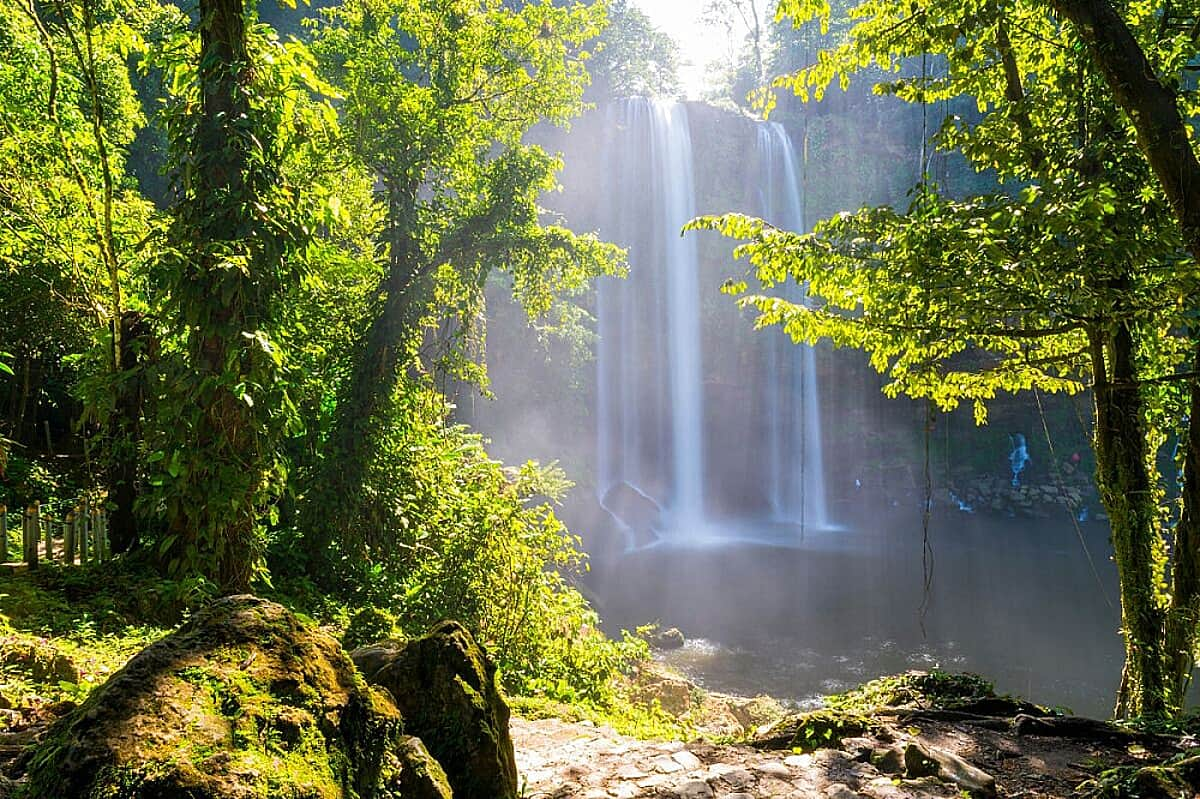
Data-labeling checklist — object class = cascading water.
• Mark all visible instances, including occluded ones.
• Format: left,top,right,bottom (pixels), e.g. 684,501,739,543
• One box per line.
756,123,829,530
596,99,706,540
596,102,832,546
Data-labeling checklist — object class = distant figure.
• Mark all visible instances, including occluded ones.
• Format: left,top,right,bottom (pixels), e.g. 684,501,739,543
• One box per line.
1009,433,1030,487
1070,452,1082,464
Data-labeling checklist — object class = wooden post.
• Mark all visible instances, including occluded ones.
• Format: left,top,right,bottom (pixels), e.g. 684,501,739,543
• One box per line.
44,513,53,562
91,507,101,565
0,505,7,563
64,512,75,566
99,510,109,562
26,505,38,569
79,503,89,563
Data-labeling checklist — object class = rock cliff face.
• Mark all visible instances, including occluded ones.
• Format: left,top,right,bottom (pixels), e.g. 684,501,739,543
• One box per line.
16,598,513,799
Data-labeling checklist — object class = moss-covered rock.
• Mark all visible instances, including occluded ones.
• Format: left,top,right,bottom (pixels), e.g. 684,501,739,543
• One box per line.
754,709,875,752
826,670,1041,716
16,595,417,798
0,637,79,684
352,620,518,799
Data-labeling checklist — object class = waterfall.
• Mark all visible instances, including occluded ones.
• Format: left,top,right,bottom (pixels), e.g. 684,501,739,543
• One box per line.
596,99,706,539
757,123,830,530
595,102,831,546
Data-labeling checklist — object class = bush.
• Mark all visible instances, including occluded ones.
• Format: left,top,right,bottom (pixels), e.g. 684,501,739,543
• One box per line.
315,383,646,704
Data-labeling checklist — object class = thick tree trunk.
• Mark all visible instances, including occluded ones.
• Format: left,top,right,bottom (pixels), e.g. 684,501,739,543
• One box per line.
1090,326,1167,717
165,0,258,593
1048,0,1200,717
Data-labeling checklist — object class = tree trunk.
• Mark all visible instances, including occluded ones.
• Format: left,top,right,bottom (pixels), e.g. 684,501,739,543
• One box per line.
1165,340,1200,711
1048,0,1200,255
1090,325,1167,717
305,180,430,571
106,311,150,555
1048,0,1200,718
162,0,259,593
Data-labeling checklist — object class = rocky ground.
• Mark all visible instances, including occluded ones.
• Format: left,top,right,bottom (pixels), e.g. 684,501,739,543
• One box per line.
512,686,1193,799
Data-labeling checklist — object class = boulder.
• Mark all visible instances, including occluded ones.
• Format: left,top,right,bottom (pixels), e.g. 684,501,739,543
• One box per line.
18,595,435,799
649,627,686,650
352,620,519,799
601,481,664,547
631,662,696,717
903,741,996,796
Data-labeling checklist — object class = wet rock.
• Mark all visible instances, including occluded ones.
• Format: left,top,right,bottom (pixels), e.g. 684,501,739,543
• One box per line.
352,619,518,799
602,481,664,546
650,627,686,650
19,595,416,799
904,741,996,796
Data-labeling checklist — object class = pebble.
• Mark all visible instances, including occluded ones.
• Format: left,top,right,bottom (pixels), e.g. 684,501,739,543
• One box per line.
668,779,714,799
824,784,861,799
783,753,812,768
614,764,647,780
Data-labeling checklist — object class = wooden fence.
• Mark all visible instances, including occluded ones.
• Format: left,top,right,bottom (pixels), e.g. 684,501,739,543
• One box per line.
0,498,111,569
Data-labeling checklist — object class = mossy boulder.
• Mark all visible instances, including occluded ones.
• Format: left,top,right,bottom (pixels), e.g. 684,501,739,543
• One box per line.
754,709,874,752
826,670,1042,716
0,637,79,683
352,620,518,799
17,595,439,799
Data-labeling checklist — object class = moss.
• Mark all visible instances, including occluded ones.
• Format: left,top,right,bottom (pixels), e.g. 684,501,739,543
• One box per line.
825,670,1023,713
756,709,875,753
19,596,412,799
1081,751,1200,798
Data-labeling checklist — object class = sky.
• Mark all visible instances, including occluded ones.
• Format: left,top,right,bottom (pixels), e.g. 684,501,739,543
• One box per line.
631,0,719,99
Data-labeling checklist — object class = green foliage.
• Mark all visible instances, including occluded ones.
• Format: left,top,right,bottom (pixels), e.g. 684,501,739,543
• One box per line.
587,0,680,100
824,670,997,712
342,605,399,651
696,0,1200,718
312,380,646,704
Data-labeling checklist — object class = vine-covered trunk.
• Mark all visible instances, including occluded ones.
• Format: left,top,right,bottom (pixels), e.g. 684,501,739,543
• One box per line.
306,182,429,571
1165,340,1200,711
161,0,261,593
1090,325,1167,717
